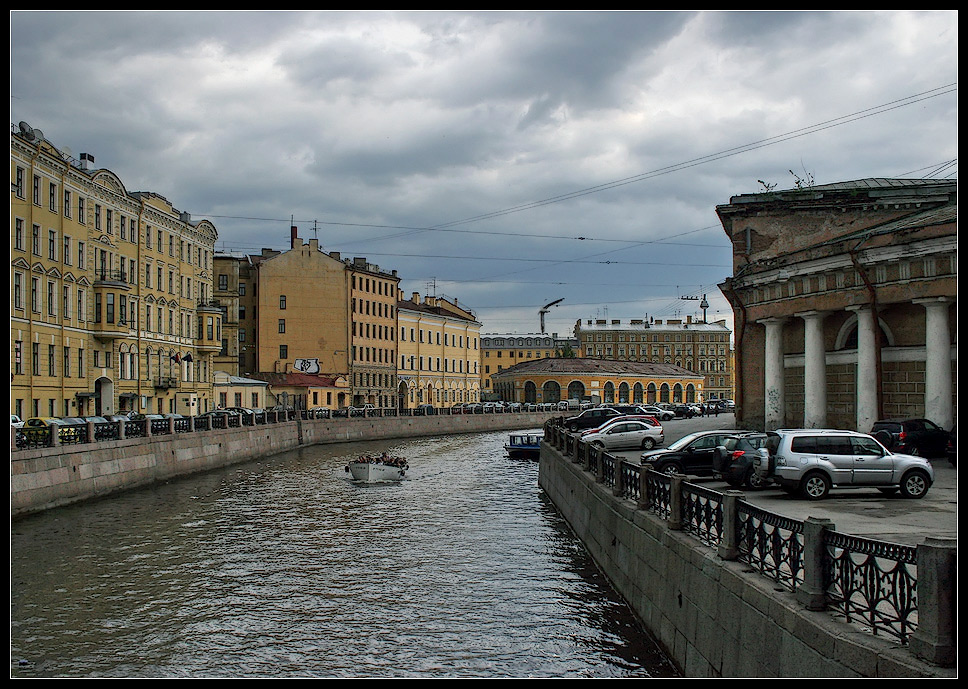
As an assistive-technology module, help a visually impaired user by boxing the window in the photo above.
[15,167,24,198]
[48,229,57,260]
[279,344,288,359]
[279,295,287,309]
[278,319,286,333]
[32,224,41,255]
[15,218,24,250]
[63,236,71,265]
[218,274,228,290]
[95,204,102,230]
[78,197,85,224]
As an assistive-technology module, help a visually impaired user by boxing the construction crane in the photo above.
[539,299,564,334]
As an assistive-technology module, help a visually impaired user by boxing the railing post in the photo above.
[717,490,743,560]
[637,467,651,510]
[668,475,683,531]
[909,537,957,667]
[168,417,176,434]
[118,419,126,440]
[612,459,624,496]
[595,448,605,483]
[86,420,96,444]
[796,517,834,611]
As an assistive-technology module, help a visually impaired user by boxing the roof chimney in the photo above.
[291,226,298,249]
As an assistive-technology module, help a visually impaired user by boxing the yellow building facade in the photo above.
[396,292,482,409]
[576,317,734,402]
[479,332,578,396]
[490,358,707,405]
[212,232,400,409]
[11,123,221,420]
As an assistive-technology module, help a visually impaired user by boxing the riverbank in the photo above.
[11,412,558,518]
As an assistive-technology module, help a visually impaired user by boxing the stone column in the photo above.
[909,537,957,667]
[914,298,953,430]
[798,310,828,428]
[759,317,786,430]
[847,305,878,432]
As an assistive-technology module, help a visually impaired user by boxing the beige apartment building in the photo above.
[479,332,578,396]
[11,122,221,420]
[396,292,482,409]
[212,230,400,409]
[576,317,734,402]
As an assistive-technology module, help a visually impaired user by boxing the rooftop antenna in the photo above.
[539,298,563,334]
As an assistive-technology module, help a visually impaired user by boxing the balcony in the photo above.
[154,376,179,390]
[93,269,133,291]
[92,318,132,342]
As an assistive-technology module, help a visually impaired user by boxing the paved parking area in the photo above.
[610,414,957,546]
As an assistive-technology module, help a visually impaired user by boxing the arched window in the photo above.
[618,382,630,403]
[603,381,615,403]
[524,381,537,403]
[633,382,643,404]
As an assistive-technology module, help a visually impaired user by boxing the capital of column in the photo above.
[913,296,952,310]
[795,309,829,321]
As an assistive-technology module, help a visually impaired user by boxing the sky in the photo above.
[10,10,958,339]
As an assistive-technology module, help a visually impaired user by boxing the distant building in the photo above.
[480,332,579,396]
[213,228,400,409]
[716,178,957,432]
[396,292,482,409]
[576,317,733,402]
[490,357,705,405]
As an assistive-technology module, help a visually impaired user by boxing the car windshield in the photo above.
[665,432,706,451]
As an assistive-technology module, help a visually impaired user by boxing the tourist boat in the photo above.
[345,455,408,482]
[505,432,543,459]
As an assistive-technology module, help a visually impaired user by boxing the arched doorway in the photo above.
[567,381,585,402]
[524,381,537,404]
[542,381,561,403]
[94,376,115,416]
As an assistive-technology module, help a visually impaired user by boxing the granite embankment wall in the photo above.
[537,441,953,678]
[11,413,555,518]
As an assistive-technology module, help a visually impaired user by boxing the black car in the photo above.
[712,432,780,489]
[639,430,737,476]
[870,418,951,458]
[671,404,700,419]
[564,407,623,432]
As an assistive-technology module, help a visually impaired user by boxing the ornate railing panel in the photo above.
[737,502,804,591]
[824,530,919,644]
[642,470,671,519]
[681,483,723,547]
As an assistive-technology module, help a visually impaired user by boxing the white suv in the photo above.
[754,429,934,500]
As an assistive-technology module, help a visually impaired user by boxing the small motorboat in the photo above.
[505,432,542,460]
[345,454,408,482]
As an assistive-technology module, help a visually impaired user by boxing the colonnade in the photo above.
[758,297,954,431]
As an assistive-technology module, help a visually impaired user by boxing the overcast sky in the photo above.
[10,10,958,338]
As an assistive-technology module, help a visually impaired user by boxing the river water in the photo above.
[10,430,678,678]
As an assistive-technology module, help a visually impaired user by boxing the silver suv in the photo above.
[753,429,934,500]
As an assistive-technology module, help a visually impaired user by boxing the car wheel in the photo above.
[641,437,656,450]
[567,423,579,432]
[591,441,605,450]
[899,469,930,499]
[744,468,767,490]
[661,461,684,475]
[799,472,830,500]
[724,474,744,488]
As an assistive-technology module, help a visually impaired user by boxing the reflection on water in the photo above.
[11,431,678,678]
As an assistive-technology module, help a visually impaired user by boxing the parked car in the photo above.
[307,407,331,419]
[581,415,661,438]
[563,407,623,432]
[414,404,437,416]
[349,404,376,416]
[712,433,778,489]
[584,419,664,451]
[640,430,738,476]
[11,414,25,428]
[671,404,700,419]
[18,417,76,444]
[754,428,934,500]
[639,405,675,421]
[869,418,951,458]
[225,407,260,422]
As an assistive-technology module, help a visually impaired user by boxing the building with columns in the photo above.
[717,178,956,432]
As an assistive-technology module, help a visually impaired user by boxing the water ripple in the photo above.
[11,431,677,678]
